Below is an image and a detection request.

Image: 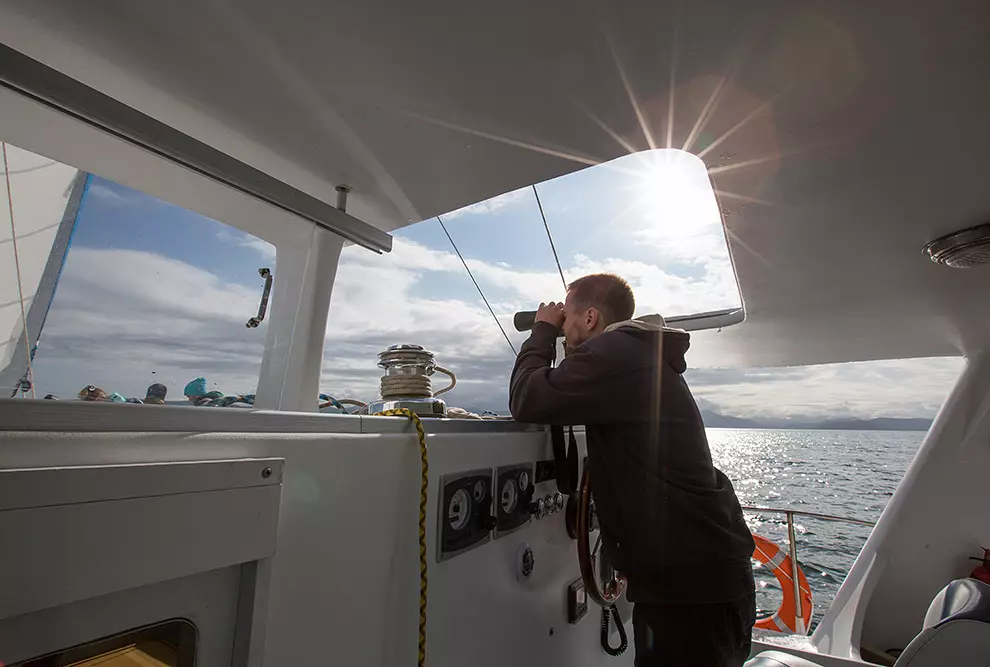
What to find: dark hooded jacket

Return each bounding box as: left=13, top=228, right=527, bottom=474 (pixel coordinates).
left=510, top=320, right=755, bottom=604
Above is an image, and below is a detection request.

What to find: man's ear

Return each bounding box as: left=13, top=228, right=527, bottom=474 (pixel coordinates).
left=586, top=307, right=600, bottom=330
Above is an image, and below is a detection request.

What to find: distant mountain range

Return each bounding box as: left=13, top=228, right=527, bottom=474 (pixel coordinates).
left=700, top=410, right=933, bottom=432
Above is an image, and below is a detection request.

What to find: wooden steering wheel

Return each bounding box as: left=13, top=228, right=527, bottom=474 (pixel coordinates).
left=575, top=464, right=627, bottom=606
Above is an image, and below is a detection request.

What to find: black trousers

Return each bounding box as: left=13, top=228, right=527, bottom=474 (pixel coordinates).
left=632, top=593, right=756, bottom=667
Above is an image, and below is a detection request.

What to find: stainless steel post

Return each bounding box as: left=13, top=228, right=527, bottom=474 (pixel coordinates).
left=786, top=511, right=805, bottom=633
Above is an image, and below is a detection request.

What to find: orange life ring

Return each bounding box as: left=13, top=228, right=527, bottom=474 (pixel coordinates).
left=751, top=533, right=813, bottom=634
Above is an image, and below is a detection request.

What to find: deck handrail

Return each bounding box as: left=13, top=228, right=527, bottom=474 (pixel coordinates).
left=740, top=505, right=876, bottom=634
left=740, top=505, right=877, bottom=527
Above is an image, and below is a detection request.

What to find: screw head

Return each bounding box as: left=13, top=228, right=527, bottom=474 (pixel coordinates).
left=262, top=467, right=273, bottom=479
left=516, top=544, right=535, bottom=581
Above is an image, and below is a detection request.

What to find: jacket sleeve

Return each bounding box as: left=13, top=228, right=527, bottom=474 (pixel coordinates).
left=509, top=322, right=616, bottom=425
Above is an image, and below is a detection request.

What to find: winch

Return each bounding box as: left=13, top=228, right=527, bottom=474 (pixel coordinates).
left=367, top=344, right=457, bottom=417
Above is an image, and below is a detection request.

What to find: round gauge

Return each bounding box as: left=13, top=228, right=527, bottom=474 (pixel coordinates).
left=448, top=488, right=471, bottom=531
left=500, top=479, right=519, bottom=514
left=473, top=480, right=485, bottom=502
left=518, top=470, right=530, bottom=492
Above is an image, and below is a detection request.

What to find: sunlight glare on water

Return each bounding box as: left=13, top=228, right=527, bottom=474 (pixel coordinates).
left=707, top=428, right=923, bottom=628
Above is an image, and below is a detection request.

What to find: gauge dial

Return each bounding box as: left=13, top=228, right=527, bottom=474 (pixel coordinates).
left=518, top=470, right=530, bottom=492
left=473, top=480, right=486, bottom=501
left=448, top=488, right=471, bottom=531
left=500, top=479, right=519, bottom=514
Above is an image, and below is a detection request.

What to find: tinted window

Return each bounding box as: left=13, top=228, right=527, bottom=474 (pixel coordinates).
left=1, top=142, right=274, bottom=406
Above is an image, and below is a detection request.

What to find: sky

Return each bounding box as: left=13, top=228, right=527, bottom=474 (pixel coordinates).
left=7, top=144, right=964, bottom=417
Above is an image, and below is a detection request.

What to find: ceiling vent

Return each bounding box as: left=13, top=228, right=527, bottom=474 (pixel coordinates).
left=924, top=223, right=990, bottom=268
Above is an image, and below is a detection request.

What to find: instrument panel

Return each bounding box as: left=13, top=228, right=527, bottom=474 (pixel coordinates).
left=495, top=463, right=535, bottom=538
left=437, top=461, right=566, bottom=562
left=437, top=469, right=494, bottom=562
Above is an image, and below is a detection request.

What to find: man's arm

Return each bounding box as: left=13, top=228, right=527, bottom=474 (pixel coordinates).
left=509, top=322, right=613, bottom=425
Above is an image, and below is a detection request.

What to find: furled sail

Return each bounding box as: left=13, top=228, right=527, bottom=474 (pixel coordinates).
left=0, top=143, right=86, bottom=395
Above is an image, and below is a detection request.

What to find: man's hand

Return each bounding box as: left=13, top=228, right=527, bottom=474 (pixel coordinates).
left=535, top=302, right=565, bottom=330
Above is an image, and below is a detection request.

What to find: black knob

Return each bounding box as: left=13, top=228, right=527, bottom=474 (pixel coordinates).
left=481, top=514, right=497, bottom=530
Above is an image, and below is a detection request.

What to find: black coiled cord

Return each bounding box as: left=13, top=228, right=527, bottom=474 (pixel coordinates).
left=600, top=604, right=628, bottom=657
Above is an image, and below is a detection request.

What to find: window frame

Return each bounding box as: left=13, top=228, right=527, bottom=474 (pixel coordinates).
left=12, top=618, right=197, bottom=667
left=0, top=76, right=351, bottom=412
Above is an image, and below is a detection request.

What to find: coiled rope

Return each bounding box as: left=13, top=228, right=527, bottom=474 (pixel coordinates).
left=379, top=366, right=456, bottom=400
left=374, top=408, right=429, bottom=667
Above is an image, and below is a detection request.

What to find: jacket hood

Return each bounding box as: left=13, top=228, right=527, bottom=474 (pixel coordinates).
left=603, top=319, right=691, bottom=374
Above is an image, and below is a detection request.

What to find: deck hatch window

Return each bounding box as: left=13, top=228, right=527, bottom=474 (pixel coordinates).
left=1, top=141, right=274, bottom=405
left=322, top=148, right=740, bottom=414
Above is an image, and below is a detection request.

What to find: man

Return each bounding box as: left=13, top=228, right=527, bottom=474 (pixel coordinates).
left=510, top=273, right=755, bottom=667
left=144, top=382, right=168, bottom=405
left=183, top=377, right=225, bottom=406
left=77, top=385, right=108, bottom=402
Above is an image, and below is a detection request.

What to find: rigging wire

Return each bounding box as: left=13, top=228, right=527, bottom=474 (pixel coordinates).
left=0, top=160, right=58, bottom=176
left=532, top=185, right=567, bottom=291
left=2, top=141, right=37, bottom=398
left=436, top=215, right=517, bottom=356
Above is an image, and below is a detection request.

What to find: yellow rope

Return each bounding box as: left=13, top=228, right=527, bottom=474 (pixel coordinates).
left=375, top=408, right=429, bottom=667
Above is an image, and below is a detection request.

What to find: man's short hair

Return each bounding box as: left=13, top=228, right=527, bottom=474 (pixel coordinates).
left=567, top=273, right=635, bottom=326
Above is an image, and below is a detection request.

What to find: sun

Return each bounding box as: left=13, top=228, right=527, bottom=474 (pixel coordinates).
left=621, top=149, right=725, bottom=254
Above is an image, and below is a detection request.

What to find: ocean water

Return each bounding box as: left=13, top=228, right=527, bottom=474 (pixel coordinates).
left=707, top=428, right=924, bottom=629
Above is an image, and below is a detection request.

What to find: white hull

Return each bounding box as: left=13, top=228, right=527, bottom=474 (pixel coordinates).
left=0, top=405, right=635, bottom=666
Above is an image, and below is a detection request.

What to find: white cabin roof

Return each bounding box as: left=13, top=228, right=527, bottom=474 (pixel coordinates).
left=1, top=0, right=987, bottom=367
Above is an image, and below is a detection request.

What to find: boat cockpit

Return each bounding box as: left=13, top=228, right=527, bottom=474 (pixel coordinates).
left=2, top=1, right=990, bottom=665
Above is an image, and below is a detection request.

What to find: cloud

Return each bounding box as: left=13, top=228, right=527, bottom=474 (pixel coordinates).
left=685, top=357, right=964, bottom=420
left=318, top=237, right=959, bottom=418
left=316, top=234, right=745, bottom=410
left=216, top=229, right=276, bottom=262
left=86, top=183, right=135, bottom=208
left=363, top=238, right=737, bottom=316
left=14, top=139, right=960, bottom=416
left=567, top=254, right=741, bottom=315
left=321, top=239, right=517, bottom=411
left=441, top=188, right=529, bottom=219
left=25, top=240, right=964, bottom=421
left=30, top=247, right=267, bottom=399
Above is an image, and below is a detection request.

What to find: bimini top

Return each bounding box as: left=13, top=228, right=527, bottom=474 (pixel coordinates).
left=0, top=0, right=988, bottom=367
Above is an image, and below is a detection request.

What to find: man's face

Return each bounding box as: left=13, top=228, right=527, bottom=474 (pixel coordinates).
left=561, top=291, right=595, bottom=350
